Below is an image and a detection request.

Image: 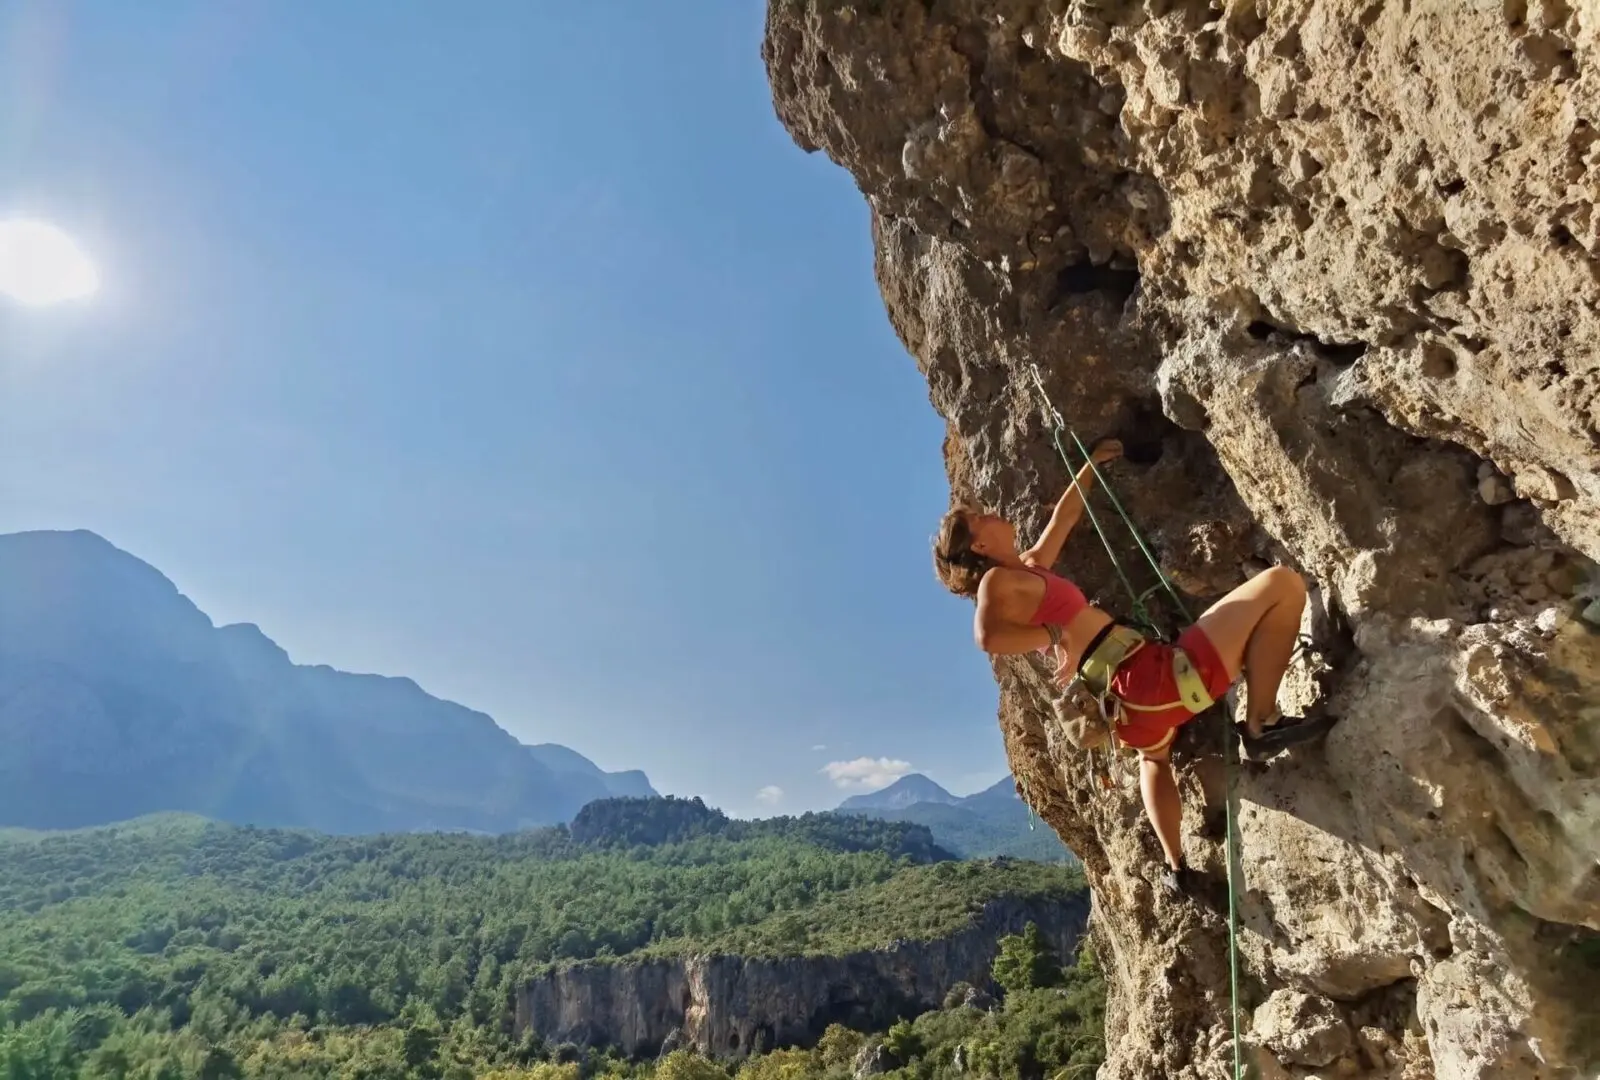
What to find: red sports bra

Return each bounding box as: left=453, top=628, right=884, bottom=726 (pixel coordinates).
left=1022, top=565, right=1090, bottom=628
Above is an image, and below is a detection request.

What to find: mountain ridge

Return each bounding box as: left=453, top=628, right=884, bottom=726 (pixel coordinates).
left=0, top=528, right=655, bottom=834
left=836, top=773, right=1074, bottom=863
left=526, top=742, right=658, bottom=801
left=836, top=772, right=961, bottom=812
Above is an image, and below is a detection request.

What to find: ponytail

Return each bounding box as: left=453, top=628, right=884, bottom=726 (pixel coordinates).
left=932, top=507, right=994, bottom=598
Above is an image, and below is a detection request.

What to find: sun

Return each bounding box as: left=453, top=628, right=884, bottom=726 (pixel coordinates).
left=0, top=219, right=100, bottom=306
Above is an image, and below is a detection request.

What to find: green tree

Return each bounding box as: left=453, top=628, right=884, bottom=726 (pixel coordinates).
left=813, top=1023, right=864, bottom=1070
left=0, top=812, right=1094, bottom=1080
left=991, top=923, right=1062, bottom=995
left=402, top=1020, right=441, bottom=1077
left=198, top=1045, right=243, bottom=1080
left=735, top=1047, right=817, bottom=1080
left=882, top=1019, right=923, bottom=1064
left=656, top=1049, right=732, bottom=1080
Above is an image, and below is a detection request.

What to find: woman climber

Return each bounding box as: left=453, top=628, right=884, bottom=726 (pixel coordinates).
left=931, top=437, right=1334, bottom=892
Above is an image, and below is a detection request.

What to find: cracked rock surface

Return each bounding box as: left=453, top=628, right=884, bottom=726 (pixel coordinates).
left=763, top=2, right=1600, bottom=1077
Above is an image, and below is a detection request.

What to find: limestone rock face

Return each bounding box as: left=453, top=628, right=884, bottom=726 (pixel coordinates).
left=762, top=2, right=1600, bottom=1077
left=513, top=896, right=1085, bottom=1060
left=1253, top=990, right=1355, bottom=1068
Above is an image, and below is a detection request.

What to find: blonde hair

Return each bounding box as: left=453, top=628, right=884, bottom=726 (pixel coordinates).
left=932, top=506, right=995, bottom=598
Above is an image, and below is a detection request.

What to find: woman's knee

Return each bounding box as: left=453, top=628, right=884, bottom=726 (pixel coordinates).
left=1261, top=564, right=1307, bottom=601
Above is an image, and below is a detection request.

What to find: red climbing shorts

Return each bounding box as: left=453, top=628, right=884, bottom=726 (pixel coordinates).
left=1108, top=624, right=1233, bottom=755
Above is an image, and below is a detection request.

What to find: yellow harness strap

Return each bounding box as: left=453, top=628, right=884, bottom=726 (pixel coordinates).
left=1081, top=626, right=1217, bottom=716
left=1077, top=625, right=1146, bottom=697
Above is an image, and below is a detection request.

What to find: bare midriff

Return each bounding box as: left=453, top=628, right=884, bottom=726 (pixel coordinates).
left=1056, top=606, right=1114, bottom=673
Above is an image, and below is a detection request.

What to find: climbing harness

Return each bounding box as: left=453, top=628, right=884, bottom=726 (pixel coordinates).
left=1076, top=624, right=1147, bottom=697
left=1024, top=361, right=1248, bottom=1080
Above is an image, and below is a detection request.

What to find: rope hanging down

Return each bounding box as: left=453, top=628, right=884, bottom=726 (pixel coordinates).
left=1024, top=362, right=1248, bottom=1080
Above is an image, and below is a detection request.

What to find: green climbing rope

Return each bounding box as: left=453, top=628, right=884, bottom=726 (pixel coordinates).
left=1026, top=363, right=1247, bottom=1080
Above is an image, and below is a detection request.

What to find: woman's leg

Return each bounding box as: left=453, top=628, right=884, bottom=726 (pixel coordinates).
left=1139, top=746, right=1185, bottom=871
left=1192, top=565, right=1308, bottom=738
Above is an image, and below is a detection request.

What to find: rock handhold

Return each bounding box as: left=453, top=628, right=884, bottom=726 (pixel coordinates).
left=1251, top=990, right=1356, bottom=1069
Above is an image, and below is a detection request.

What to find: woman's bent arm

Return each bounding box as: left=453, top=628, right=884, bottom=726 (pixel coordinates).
left=1021, top=439, right=1122, bottom=569
left=975, top=619, right=1057, bottom=655
left=974, top=573, right=1056, bottom=654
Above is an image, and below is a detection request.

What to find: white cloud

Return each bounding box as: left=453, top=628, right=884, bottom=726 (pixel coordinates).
left=755, top=785, right=784, bottom=806
left=821, top=756, right=914, bottom=790
left=811, top=744, right=828, bottom=752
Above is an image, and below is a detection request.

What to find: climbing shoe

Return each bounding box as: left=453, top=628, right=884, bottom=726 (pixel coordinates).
left=1238, top=710, right=1340, bottom=763
left=1158, top=862, right=1204, bottom=898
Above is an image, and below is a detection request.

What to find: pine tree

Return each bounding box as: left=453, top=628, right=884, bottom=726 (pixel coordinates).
left=991, top=922, right=1062, bottom=995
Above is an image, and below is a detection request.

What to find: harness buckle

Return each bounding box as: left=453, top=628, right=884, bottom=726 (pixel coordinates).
left=1171, top=649, right=1215, bottom=712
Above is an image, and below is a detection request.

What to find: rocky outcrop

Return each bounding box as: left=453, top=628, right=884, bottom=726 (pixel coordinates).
left=762, top=3, right=1600, bottom=1078
left=513, top=894, right=1086, bottom=1059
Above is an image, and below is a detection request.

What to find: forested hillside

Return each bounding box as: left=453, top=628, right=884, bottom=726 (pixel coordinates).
left=0, top=800, right=1093, bottom=1078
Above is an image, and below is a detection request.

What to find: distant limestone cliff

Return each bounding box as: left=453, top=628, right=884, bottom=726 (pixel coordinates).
left=515, top=893, right=1086, bottom=1059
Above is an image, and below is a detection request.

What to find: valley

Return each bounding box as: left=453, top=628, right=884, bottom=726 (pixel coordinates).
left=0, top=799, right=1099, bottom=1079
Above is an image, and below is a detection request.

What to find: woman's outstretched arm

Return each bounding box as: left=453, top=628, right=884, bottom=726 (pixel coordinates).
left=1020, top=439, right=1122, bottom=569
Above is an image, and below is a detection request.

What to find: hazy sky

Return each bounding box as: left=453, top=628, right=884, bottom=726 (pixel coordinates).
left=0, top=2, right=1011, bottom=817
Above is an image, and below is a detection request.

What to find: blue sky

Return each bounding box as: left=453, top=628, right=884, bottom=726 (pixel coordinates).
left=0, top=2, right=1010, bottom=818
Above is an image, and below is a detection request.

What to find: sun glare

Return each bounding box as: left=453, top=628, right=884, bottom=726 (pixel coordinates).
left=0, top=218, right=101, bottom=306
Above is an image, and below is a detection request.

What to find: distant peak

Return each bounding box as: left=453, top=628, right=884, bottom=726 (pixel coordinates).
left=0, top=528, right=657, bottom=837
left=0, top=527, right=198, bottom=622
left=8, top=527, right=110, bottom=543
left=216, top=622, right=291, bottom=667
left=217, top=621, right=271, bottom=639
left=888, top=773, right=954, bottom=793
left=2, top=528, right=172, bottom=577
left=1, top=527, right=118, bottom=558
left=837, top=772, right=960, bottom=811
